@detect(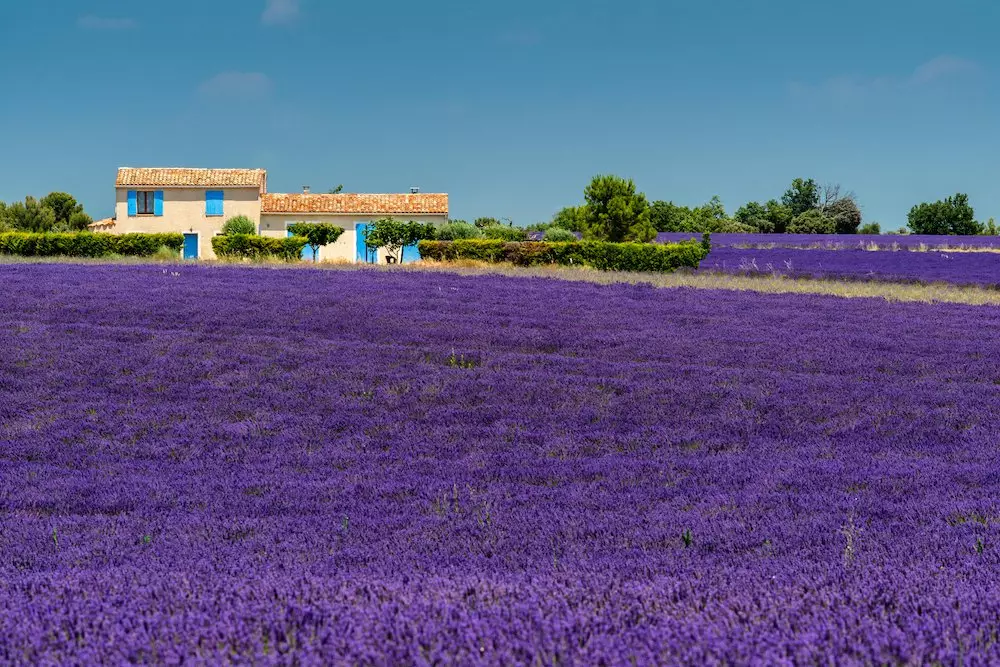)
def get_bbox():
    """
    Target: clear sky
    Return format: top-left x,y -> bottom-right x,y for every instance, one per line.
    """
2,0 -> 999,229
